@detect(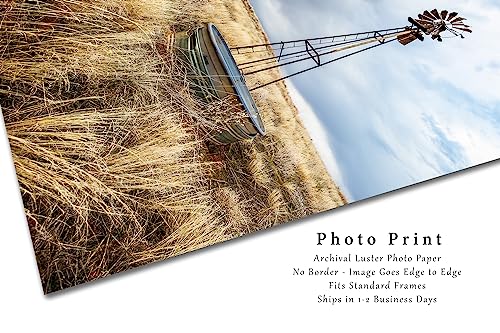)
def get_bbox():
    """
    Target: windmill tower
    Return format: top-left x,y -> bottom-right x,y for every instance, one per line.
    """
176,9 -> 471,144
